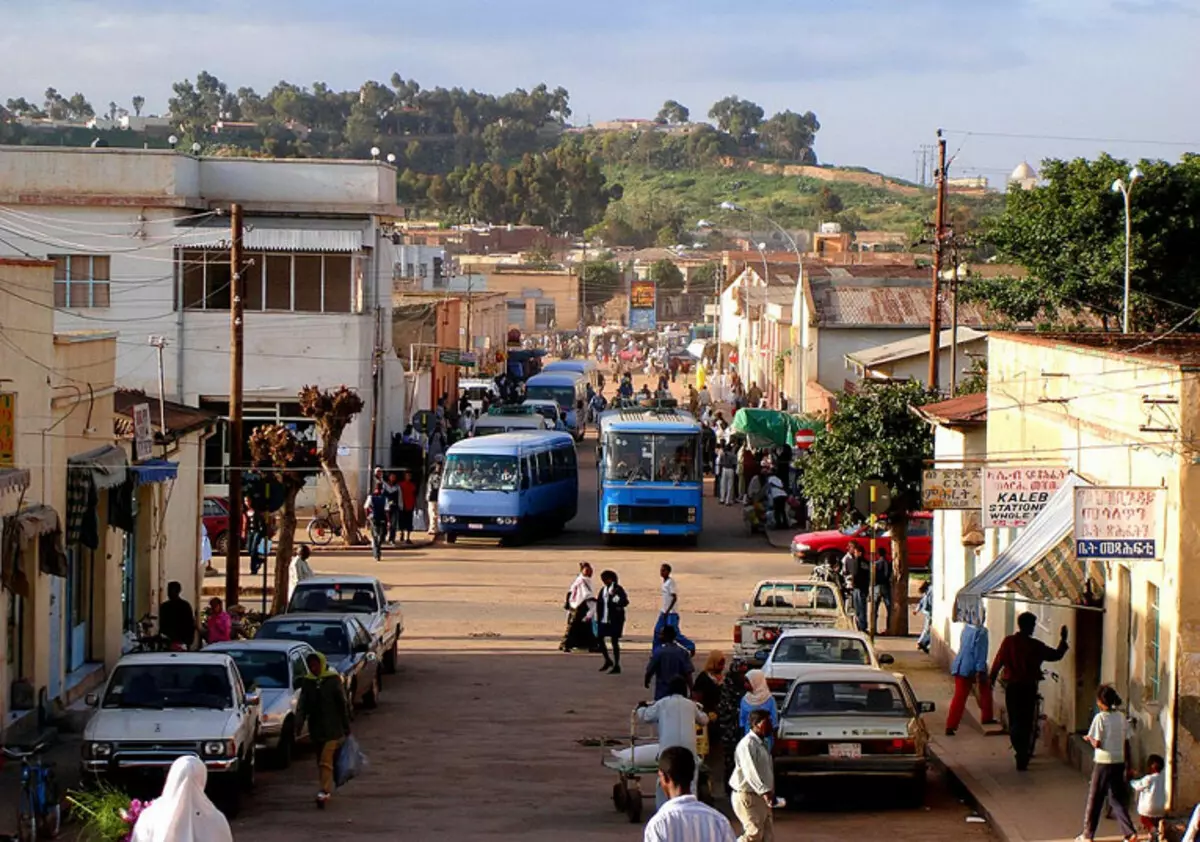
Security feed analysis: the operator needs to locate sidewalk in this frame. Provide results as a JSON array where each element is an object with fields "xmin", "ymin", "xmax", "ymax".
[{"xmin": 877, "ymin": 639, "xmax": 1133, "ymax": 842}]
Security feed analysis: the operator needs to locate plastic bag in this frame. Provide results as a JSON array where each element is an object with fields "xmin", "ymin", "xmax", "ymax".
[{"xmin": 334, "ymin": 735, "xmax": 367, "ymax": 788}]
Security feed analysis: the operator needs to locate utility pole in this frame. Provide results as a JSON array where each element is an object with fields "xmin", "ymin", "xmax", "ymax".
[
  {"xmin": 225, "ymin": 203, "xmax": 245, "ymax": 608},
  {"xmin": 949, "ymin": 245, "xmax": 961, "ymax": 397},
  {"xmin": 148, "ymin": 335, "xmax": 168, "ymax": 455},
  {"xmin": 368, "ymin": 306, "xmax": 381, "ymax": 473},
  {"xmin": 715, "ymin": 263, "xmax": 724, "ymax": 374},
  {"xmin": 928, "ymin": 132, "xmax": 947, "ymax": 392}
]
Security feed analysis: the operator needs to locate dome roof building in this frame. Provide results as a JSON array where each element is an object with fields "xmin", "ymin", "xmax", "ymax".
[{"xmin": 1010, "ymin": 161, "xmax": 1038, "ymax": 190}]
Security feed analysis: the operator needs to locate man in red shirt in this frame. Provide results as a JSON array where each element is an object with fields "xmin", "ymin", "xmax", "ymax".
[{"xmin": 989, "ymin": 612, "xmax": 1069, "ymax": 770}]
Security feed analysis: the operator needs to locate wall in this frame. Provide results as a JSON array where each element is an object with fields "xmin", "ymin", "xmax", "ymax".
[
  {"xmin": 0, "ymin": 147, "xmax": 199, "ymax": 201},
  {"xmin": 198, "ymin": 158, "xmax": 396, "ymax": 207},
  {"xmin": 812, "ymin": 326, "xmax": 929, "ymax": 393},
  {"xmin": 482, "ymin": 268, "xmax": 578, "ymax": 333},
  {"xmin": 863, "ymin": 336, "xmax": 988, "ymax": 386}
]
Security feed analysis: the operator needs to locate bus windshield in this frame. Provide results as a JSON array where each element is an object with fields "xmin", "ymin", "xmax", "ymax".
[
  {"xmin": 603, "ymin": 431, "xmax": 700, "ymax": 483},
  {"xmin": 526, "ymin": 385, "xmax": 575, "ymax": 408},
  {"xmin": 444, "ymin": 454, "xmax": 520, "ymax": 492}
]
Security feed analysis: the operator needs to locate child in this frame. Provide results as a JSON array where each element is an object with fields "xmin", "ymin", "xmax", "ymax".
[
  {"xmin": 913, "ymin": 580, "xmax": 933, "ymax": 654},
  {"xmin": 1130, "ymin": 754, "xmax": 1166, "ymax": 842},
  {"xmin": 1078, "ymin": 684, "xmax": 1137, "ymax": 842}
]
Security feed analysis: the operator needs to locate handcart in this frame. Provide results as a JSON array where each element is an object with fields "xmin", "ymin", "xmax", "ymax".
[{"xmin": 602, "ymin": 709, "xmax": 712, "ymax": 823}]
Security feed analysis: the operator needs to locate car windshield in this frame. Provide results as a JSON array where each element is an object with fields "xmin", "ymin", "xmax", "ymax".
[
  {"xmin": 225, "ymin": 650, "xmax": 291, "ymax": 689},
  {"xmin": 527, "ymin": 405, "xmax": 558, "ymax": 423},
  {"xmin": 258, "ymin": 621, "xmax": 350, "ymax": 656},
  {"xmin": 785, "ymin": 681, "xmax": 910, "ymax": 717},
  {"xmin": 526, "ymin": 385, "xmax": 575, "ymax": 408},
  {"xmin": 444, "ymin": 453, "xmax": 520, "ymax": 491},
  {"xmin": 103, "ymin": 664, "xmax": 232, "ymax": 710},
  {"xmin": 603, "ymin": 431, "xmax": 700, "ymax": 483},
  {"xmin": 773, "ymin": 637, "xmax": 871, "ymax": 665},
  {"xmin": 289, "ymin": 583, "xmax": 378, "ymax": 614}
]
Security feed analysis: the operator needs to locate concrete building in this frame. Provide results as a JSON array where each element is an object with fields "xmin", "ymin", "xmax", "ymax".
[
  {"xmin": 845, "ymin": 327, "xmax": 988, "ymax": 386},
  {"xmin": 467, "ymin": 265, "xmax": 580, "ymax": 334},
  {"xmin": 927, "ymin": 333, "xmax": 1200, "ymax": 809},
  {"xmin": 719, "ymin": 266, "xmax": 797, "ymax": 394},
  {"xmin": 0, "ymin": 145, "xmax": 408, "ymax": 505}
]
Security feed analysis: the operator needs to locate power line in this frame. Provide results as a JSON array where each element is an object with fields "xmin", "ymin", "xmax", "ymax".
[{"xmin": 941, "ymin": 129, "xmax": 1200, "ymax": 148}]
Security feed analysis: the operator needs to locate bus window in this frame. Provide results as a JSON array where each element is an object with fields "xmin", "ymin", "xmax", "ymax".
[
  {"xmin": 536, "ymin": 451, "xmax": 552, "ymax": 484},
  {"xmin": 551, "ymin": 446, "xmax": 573, "ymax": 480}
]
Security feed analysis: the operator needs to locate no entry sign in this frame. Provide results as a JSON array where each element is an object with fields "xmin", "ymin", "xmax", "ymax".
[{"xmin": 794, "ymin": 428, "xmax": 816, "ymax": 450}]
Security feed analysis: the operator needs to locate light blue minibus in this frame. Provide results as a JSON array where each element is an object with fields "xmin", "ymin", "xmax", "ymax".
[
  {"xmin": 524, "ymin": 371, "xmax": 588, "ymax": 441},
  {"xmin": 438, "ymin": 432, "xmax": 578, "ymax": 544},
  {"xmin": 542, "ymin": 359, "xmax": 600, "ymax": 390}
]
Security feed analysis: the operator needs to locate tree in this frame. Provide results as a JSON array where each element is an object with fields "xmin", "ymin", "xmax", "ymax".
[
  {"xmin": 758, "ymin": 110, "xmax": 820, "ymax": 162},
  {"xmin": 578, "ymin": 260, "xmax": 622, "ymax": 307},
  {"xmin": 131, "ymin": 95, "xmax": 145, "ymax": 117},
  {"xmin": 656, "ymin": 100, "xmax": 690, "ymax": 125},
  {"xmin": 969, "ymin": 154, "xmax": 1200, "ymax": 330},
  {"xmin": 649, "ymin": 258, "xmax": 685, "ymax": 294},
  {"xmin": 298, "ymin": 385, "xmax": 366, "ymax": 546},
  {"xmin": 707, "ymin": 95, "xmax": 764, "ymax": 145},
  {"xmin": 107, "ymin": 101, "xmax": 118, "ymax": 121},
  {"xmin": 800, "ymin": 380, "xmax": 936, "ymax": 636},
  {"xmin": 66, "ymin": 92, "xmax": 94, "ymax": 120},
  {"xmin": 817, "ymin": 187, "xmax": 844, "ymax": 215},
  {"xmin": 247, "ymin": 425, "xmax": 319, "ymax": 613},
  {"xmin": 43, "ymin": 88, "xmax": 67, "ymax": 120}
]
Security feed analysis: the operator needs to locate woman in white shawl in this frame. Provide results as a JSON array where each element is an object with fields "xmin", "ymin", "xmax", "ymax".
[
  {"xmin": 558, "ymin": 562, "xmax": 598, "ymax": 652},
  {"xmin": 131, "ymin": 756, "xmax": 232, "ymax": 842}
]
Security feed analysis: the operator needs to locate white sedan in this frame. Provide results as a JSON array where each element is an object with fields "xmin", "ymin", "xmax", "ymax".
[{"xmin": 761, "ymin": 628, "xmax": 894, "ymax": 703}]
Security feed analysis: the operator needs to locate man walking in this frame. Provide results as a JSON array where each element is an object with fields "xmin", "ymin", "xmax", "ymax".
[
  {"xmin": 718, "ymin": 445, "xmax": 737, "ymax": 506},
  {"xmin": 644, "ymin": 746, "xmax": 736, "ymax": 842},
  {"xmin": 656, "ymin": 563, "xmax": 679, "ymax": 639},
  {"xmin": 870, "ymin": 551, "xmax": 893, "ymax": 634},
  {"xmin": 729, "ymin": 709, "xmax": 774, "ymax": 842},
  {"xmin": 426, "ymin": 458, "xmax": 443, "ymax": 540},
  {"xmin": 645, "ymin": 625, "xmax": 694, "ymax": 701},
  {"xmin": 297, "ymin": 651, "xmax": 351, "ymax": 807},
  {"xmin": 990, "ymin": 612, "xmax": 1069, "ymax": 770},
  {"xmin": 638, "ymin": 677, "xmax": 710, "ymax": 810},
  {"xmin": 364, "ymin": 481, "xmax": 389, "ymax": 561},
  {"xmin": 945, "ymin": 616, "xmax": 994, "ymax": 735},
  {"xmin": 844, "ymin": 544, "xmax": 869, "ymax": 632},
  {"xmin": 158, "ymin": 581, "xmax": 195, "ymax": 650}
]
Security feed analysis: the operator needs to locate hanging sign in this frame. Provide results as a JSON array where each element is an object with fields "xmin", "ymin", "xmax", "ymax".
[
  {"xmin": 922, "ymin": 467, "xmax": 981, "ymax": 510},
  {"xmin": 133, "ymin": 403, "xmax": 153, "ymax": 462},
  {"xmin": 982, "ymin": 466, "xmax": 1069, "ymax": 529},
  {"xmin": 0, "ymin": 393, "xmax": 14, "ymax": 468},
  {"xmin": 1074, "ymin": 486, "xmax": 1165, "ymax": 560}
]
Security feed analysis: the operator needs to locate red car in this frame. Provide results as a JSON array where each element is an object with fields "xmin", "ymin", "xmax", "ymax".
[
  {"xmin": 202, "ymin": 496, "xmax": 230, "ymax": 554},
  {"xmin": 789, "ymin": 512, "xmax": 934, "ymax": 570}
]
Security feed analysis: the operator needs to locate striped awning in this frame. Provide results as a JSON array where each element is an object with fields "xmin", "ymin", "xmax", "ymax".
[
  {"xmin": 954, "ymin": 473, "xmax": 1102, "ymax": 623},
  {"xmin": 179, "ymin": 227, "xmax": 364, "ymax": 253}
]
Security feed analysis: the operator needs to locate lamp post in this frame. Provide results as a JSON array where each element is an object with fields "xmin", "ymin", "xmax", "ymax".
[{"xmin": 1111, "ymin": 167, "xmax": 1142, "ymax": 334}]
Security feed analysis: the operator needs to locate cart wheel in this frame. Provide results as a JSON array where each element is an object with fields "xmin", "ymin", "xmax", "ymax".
[
  {"xmin": 625, "ymin": 783, "xmax": 642, "ymax": 823},
  {"xmin": 613, "ymin": 781, "xmax": 627, "ymax": 811}
]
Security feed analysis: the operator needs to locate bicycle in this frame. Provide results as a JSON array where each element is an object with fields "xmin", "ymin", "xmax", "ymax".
[
  {"xmin": 307, "ymin": 503, "xmax": 344, "ymax": 546},
  {"xmin": 3, "ymin": 742, "xmax": 60, "ymax": 841},
  {"xmin": 129, "ymin": 613, "xmax": 172, "ymax": 653}
]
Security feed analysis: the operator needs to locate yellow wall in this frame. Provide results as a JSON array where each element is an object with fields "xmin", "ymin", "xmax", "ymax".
[{"xmin": 480, "ymin": 268, "xmax": 580, "ymax": 332}]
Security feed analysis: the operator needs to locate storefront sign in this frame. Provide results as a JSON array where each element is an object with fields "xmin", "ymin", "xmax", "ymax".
[
  {"xmin": 1074, "ymin": 486, "xmax": 1165, "ymax": 560},
  {"xmin": 133, "ymin": 403, "xmax": 153, "ymax": 461},
  {"xmin": 0, "ymin": 393, "xmax": 13, "ymax": 468},
  {"xmin": 437, "ymin": 349, "xmax": 477, "ymax": 367},
  {"xmin": 981, "ymin": 466, "xmax": 1070, "ymax": 529},
  {"xmin": 921, "ymin": 467, "xmax": 981, "ymax": 510},
  {"xmin": 630, "ymin": 280, "xmax": 657, "ymax": 331}
]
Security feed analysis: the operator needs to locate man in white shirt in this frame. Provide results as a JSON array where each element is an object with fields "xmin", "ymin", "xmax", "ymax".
[
  {"xmin": 638, "ymin": 676, "xmax": 709, "ymax": 810},
  {"xmin": 644, "ymin": 746, "xmax": 736, "ymax": 842},
  {"xmin": 287, "ymin": 545, "xmax": 315, "ymax": 603},
  {"xmin": 729, "ymin": 710, "xmax": 775, "ymax": 842}
]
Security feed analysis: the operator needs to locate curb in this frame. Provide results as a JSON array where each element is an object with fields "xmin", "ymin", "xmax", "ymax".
[{"xmin": 926, "ymin": 743, "xmax": 1015, "ymax": 842}]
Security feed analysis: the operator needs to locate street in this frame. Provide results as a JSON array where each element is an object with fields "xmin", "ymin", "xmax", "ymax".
[{"xmin": 227, "ymin": 441, "xmax": 994, "ymax": 842}]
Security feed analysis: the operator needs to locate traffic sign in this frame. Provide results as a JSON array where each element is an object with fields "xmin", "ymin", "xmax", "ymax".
[
  {"xmin": 854, "ymin": 479, "xmax": 891, "ymax": 516},
  {"xmin": 794, "ymin": 428, "xmax": 816, "ymax": 450}
]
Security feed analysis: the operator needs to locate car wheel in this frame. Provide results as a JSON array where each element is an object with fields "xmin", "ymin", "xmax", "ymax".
[
  {"xmin": 905, "ymin": 771, "xmax": 927, "ymax": 807},
  {"xmin": 363, "ymin": 672, "xmax": 380, "ymax": 709},
  {"xmin": 212, "ymin": 531, "xmax": 228, "ymax": 555},
  {"xmin": 384, "ymin": 638, "xmax": 398, "ymax": 674},
  {"xmin": 274, "ymin": 719, "xmax": 295, "ymax": 770},
  {"xmin": 219, "ymin": 776, "xmax": 244, "ymax": 818},
  {"xmin": 445, "ymin": 533, "xmax": 457, "ymax": 544},
  {"xmin": 240, "ymin": 744, "xmax": 257, "ymax": 790}
]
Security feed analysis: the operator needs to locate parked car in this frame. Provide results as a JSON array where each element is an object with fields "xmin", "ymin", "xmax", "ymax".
[
  {"xmin": 774, "ymin": 666, "xmax": 934, "ymax": 804},
  {"xmin": 789, "ymin": 512, "xmax": 934, "ymax": 570},
  {"xmin": 285, "ymin": 576, "xmax": 404, "ymax": 673},
  {"xmin": 732, "ymin": 580, "xmax": 854, "ymax": 665},
  {"xmin": 759, "ymin": 627, "xmax": 893, "ymax": 703},
  {"xmin": 81, "ymin": 652, "xmax": 260, "ymax": 813},
  {"xmin": 255, "ymin": 613, "xmax": 383, "ymax": 710},
  {"xmin": 205, "ymin": 639, "xmax": 315, "ymax": 769},
  {"xmin": 202, "ymin": 496, "xmax": 230, "ymax": 555}
]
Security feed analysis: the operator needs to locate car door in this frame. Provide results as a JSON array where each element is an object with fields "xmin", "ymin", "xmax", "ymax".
[
  {"xmin": 289, "ymin": 646, "xmax": 313, "ymax": 739},
  {"xmin": 229, "ymin": 663, "xmax": 255, "ymax": 754},
  {"xmin": 906, "ymin": 517, "xmax": 933, "ymax": 567},
  {"xmin": 351, "ymin": 619, "xmax": 378, "ymax": 691}
]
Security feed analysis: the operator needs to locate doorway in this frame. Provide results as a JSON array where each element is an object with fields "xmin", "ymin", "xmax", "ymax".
[{"xmin": 64, "ymin": 547, "xmax": 90, "ymax": 672}]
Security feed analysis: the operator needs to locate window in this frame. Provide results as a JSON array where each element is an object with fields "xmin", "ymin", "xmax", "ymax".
[
  {"xmin": 535, "ymin": 451, "xmax": 552, "ymax": 485},
  {"xmin": 180, "ymin": 250, "xmax": 355, "ymax": 313},
  {"xmin": 1147, "ymin": 583, "xmax": 1161, "ymax": 700},
  {"xmin": 418, "ymin": 263, "xmax": 428, "ymax": 278},
  {"xmin": 52, "ymin": 254, "xmax": 110, "ymax": 308},
  {"xmin": 405, "ymin": 262, "xmax": 414, "ymax": 278},
  {"xmin": 506, "ymin": 299, "xmax": 526, "ymax": 326},
  {"xmin": 535, "ymin": 302, "xmax": 556, "ymax": 330},
  {"xmin": 201, "ymin": 400, "xmax": 316, "ymax": 485}
]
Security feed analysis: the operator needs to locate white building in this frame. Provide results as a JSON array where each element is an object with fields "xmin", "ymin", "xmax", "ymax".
[{"xmin": 0, "ymin": 146, "xmax": 409, "ymax": 505}]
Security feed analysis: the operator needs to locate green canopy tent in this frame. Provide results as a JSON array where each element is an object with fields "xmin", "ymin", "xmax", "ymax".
[{"xmin": 730, "ymin": 409, "xmax": 826, "ymax": 449}]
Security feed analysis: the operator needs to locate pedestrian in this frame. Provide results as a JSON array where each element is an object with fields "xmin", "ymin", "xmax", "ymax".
[
  {"xmin": 870, "ymin": 551, "xmax": 893, "ymax": 634},
  {"xmin": 246, "ymin": 505, "xmax": 267, "ymax": 576},
  {"xmin": 945, "ymin": 615, "xmax": 994, "ymax": 736},
  {"xmin": 847, "ymin": 545, "xmax": 870, "ymax": 632},
  {"xmin": 638, "ymin": 676, "xmax": 710, "ymax": 810},
  {"xmin": 914, "ymin": 581, "xmax": 933, "ymax": 653},
  {"xmin": 1078, "ymin": 685, "xmax": 1136, "ymax": 842},
  {"xmin": 129, "ymin": 755, "xmax": 232, "ymax": 842},
  {"xmin": 364, "ymin": 481, "xmax": 389, "ymax": 561},
  {"xmin": 560, "ymin": 562, "xmax": 597, "ymax": 652},
  {"xmin": 693, "ymin": 651, "xmax": 726, "ymax": 716},
  {"xmin": 157, "ymin": 581, "xmax": 195, "ymax": 650},
  {"xmin": 297, "ymin": 651, "xmax": 351, "ymax": 808},
  {"xmin": 729, "ymin": 709, "xmax": 775, "ymax": 842},
  {"xmin": 989, "ymin": 612, "xmax": 1069, "ymax": 770},
  {"xmin": 738, "ymin": 670, "xmax": 778, "ymax": 747},
  {"xmin": 203, "ymin": 597, "xmax": 231, "ymax": 644},
  {"xmin": 688, "ymin": 385, "xmax": 700, "ymax": 416},
  {"xmin": 645, "ymin": 625, "xmax": 694, "ymax": 701},
  {"xmin": 718, "ymin": 445, "xmax": 737, "ymax": 506},
  {"xmin": 655, "ymin": 563, "xmax": 682, "ymax": 645},
  {"xmin": 1130, "ymin": 754, "xmax": 1166, "ymax": 842},
  {"xmin": 288, "ymin": 545, "xmax": 315, "ymax": 604},
  {"xmin": 765, "ymin": 472, "xmax": 787, "ymax": 529},
  {"xmin": 381, "ymin": 469, "xmax": 399, "ymax": 544},
  {"xmin": 397, "ymin": 470, "xmax": 418, "ymax": 545},
  {"xmin": 426, "ymin": 459, "xmax": 443, "ymax": 539},
  {"xmin": 597, "ymin": 569, "xmax": 629, "ymax": 674}
]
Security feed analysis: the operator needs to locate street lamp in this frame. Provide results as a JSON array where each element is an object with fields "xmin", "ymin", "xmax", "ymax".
[{"xmin": 1111, "ymin": 166, "xmax": 1142, "ymax": 334}]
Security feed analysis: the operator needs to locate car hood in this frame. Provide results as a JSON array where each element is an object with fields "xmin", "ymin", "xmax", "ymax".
[
  {"xmin": 85, "ymin": 708, "xmax": 242, "ymax": 741},
  {"xmin": 790, "ymin": 529, "xmax": 852, "ymax": 547},
  {"xmin": 765, "ymin": 662, "xmax": 875, "ymax": 680},
  {"xmin": 777, "ymin": 714, "xmax": 914, "ymax": 740}
]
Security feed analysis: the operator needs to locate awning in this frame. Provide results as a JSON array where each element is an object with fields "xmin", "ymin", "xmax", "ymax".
[
  {"xmin": 131, "ymin": 459, "xmax": 179, "ymax": 485},
  {"xmin": 9, "ymin": 504, "xmax": 60, "ymax": 542},
  {"xmin": 954, "ymin": 473, "xmax": 1102, "ymax": 623},
  {"xmin": 0, "ymin": 468, "xmax": 30, "ymax": 496},
  {"xmin": 68, "ymin": 445, "xmax": 128, "ymax": 490},
  {"xmin": 180, "ymin": 227, "xmax": 364, "ymax": 252}
]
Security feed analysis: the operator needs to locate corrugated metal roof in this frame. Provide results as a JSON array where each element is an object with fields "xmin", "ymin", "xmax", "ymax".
[
  {"xmin": 847, "ymin": 327, "xmax": 987, "ymax": 368},
  {"xmin": 914, "ymin": 392, "xmax": 988, "ymax": 426},
  {"xmin": 180, "ymin": 227, "xmax": 364, "ymax": 252},
  {"xmin": 812, "ymin": 285, "xmax": 991, "ymax": 327}
]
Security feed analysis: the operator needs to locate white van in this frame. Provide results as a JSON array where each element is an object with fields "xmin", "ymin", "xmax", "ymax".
[
  {"xmin": 459, "ymin": 378, "xmax": 500, "ymax": 412},
  {"xmin": 473, "ymin": 414, "xmax": 550, "ymax": 437}
]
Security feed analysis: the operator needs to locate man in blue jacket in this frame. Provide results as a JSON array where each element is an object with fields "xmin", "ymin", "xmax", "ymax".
[{"xmin": 945, "ymin": 616, "xmax": 994, "ymax": 736}]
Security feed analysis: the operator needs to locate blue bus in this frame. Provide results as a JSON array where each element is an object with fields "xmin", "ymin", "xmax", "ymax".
[
  {"xmin": 597, "ymin": 409, "xmax": 703, "ymax": 544},
  {"xmin": 524, "ymin": 371, "xmax": 588, "ymax": 441},
  {"xmin": 438, "ymin": 432, "xmax": 578, "ymax": 544},
  {"xmin": 542, "ymin": 359, "xmax": 600, "ymax": 390}
]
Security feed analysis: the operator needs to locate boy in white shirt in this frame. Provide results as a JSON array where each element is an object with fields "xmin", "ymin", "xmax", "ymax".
[{"xmin": 1130, "ymin": 754, "xmax": 1166, "ymax": 842}]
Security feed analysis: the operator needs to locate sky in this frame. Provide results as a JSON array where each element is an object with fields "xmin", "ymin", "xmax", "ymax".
[{"xmin": 2, "ymin": 0, "xmax": 1198, "ymax": 182}]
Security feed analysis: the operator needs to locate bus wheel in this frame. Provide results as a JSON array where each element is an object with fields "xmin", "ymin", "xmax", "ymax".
[
  {"xmin": 684, "ymin": 534, "xmax": 699, "ymax": 548},
  {"xmin": 445, "ymin": 533, "xmax": 457, "ymax": 544}
]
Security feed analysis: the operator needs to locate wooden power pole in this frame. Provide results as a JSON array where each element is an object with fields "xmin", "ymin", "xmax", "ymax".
[
  {"xmin": 928, "ymin": 132, "xmax": 948, "ymax": 392},
  {"xmin": 225, "ymin": 203, "xmax": 245, "ymax": 607}
]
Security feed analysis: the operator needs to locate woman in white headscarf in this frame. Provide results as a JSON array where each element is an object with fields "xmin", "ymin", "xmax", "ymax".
[{"xmin": 131, "ymin": 755, "xmax": 232, "ymax": 842}]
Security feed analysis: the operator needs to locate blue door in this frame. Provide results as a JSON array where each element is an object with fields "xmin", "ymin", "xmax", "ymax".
[{"xmin": 65, "ymin": 548, "xmax": 87, "ymax": 672}]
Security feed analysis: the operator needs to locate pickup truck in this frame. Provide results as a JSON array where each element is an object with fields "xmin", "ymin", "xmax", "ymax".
[
  {"xmin": 732, "ymin": 579, "xmax": 854, "ymax": 665},
  {"xmin": 286, "ymin": 575, "xmax": 404, "ymax": 673},
  {"xmin": 81, "ymin": 652, "xmax": 260, "ymax": 813}
]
